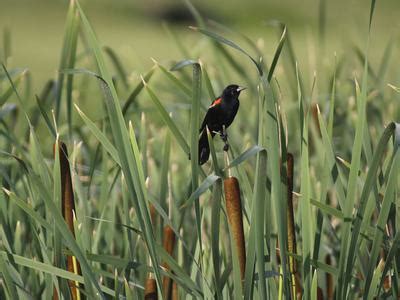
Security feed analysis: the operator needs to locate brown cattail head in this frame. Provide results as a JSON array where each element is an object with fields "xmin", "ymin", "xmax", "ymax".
[
  {"xmin": 380, "ymin": 249, "xmax": 391, "ymax": 291},
  {"xmin": 224, "ymin": 176, "xmax": 246, "ymax": 281},
  {"xmin": 172, "ymin": 281, "xmax": 179, "ymax": 300},
  {"xmin": 285, "ymin": 153, "xmax": 302, "ymax": 298},
  {"xmin": 53, "ymin": 141, "xmax": 82, "ymax": 300},
  {"xmin": 144, "ymin": 278, "xmax": 158, "ymax": 300},
  {"xmin": 162, "ymin": 226, "xmax": 176, "ymax": 299},
  {"xmin": 54, "ymin": 141, "xmax": 76, "ymax": 233},
  {"xmin": 325, "ymin": 254, "xmax": 333, "ymax": 300},
  {"xmin": 317, "ymin": 286, "xmax": 323, "ymax": 300},
  {"xmin": 295, "ymin": 273, "xmax": 302, "ymax": 299},
  {"xmin": 149, "ymin": 203, "xmax": 157, "ymax": 226},
  {"xmin": 286, "ymin": 153, "xmax": 296, "ymax": 271}
]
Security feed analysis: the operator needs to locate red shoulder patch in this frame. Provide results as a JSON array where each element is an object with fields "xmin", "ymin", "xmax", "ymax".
[{"xmin": 210, "ymin": 98, "xmax": 222, "ymax": 108}]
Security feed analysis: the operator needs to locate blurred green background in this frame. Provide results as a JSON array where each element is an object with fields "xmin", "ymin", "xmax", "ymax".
[{"xmin": 1, "ymin": 0, "xmax": 400, "ymax": 94}]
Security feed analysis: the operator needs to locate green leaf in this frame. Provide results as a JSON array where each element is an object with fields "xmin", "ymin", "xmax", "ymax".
[
  {"xmin": 377, "ymin": 232, "xmax": 400, "ymax": 296},
  {"xmin": 104, "ymin": 46, "xmax": 128, "ymax": 89},
  {"xmin": 364, "ymin": 151, "xmax": 399, "ymax": 299},
  {"xmin": 180, "ymin": 174, "xmax": 220, "ymax": 208},
  {"xmin": 344, "ymin": 123, "xmax": 398, "ymax": 292},
  {"xmin": 0, "ymin": 251, "xmax": 116, "ymax": 297},
  {"xmin": 3, "ymin": 188, "xmax": 53, "ymax": 232},
  {"xmin": 310, "ymin": 198, "xmax": 344, "ymax": 220},
  {"xmin": 144, "ymin": 81, "xmax": 190, "ymax": 155},
  {"xmin": 267, "ymin": 26, "xmax": 286, "ymax": 82},
  {"xmin": 122, "ymin": 67, "xmax": 155, "ymax": 115},
  {"xmin": 224, "ymin": 145, "xmax": 264, "ymax": 170},
  {"xmin": 75, "ymin": 3, "xmax": 164, "ymax": 294},
  {"xmin": 35, "ymin": 95, "xmax": 57, "ymax": 138},
  {"xmin": 74, "ymin": 103, "xmax": 120, "ymax": 166},
  {"xmin": 193, "ymin": 27, "xmax": 263, "ymax": 76}
]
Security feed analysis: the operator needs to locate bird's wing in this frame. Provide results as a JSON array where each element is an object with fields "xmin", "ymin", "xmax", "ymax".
[{"xmin": 199, "ymin": 97, "xmax": 221, "ymax": 132}]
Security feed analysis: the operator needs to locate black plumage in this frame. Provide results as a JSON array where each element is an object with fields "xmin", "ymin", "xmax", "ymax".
[{"xmin": 198, "ymin": 84, "xmax": 245, "ymax": 165}]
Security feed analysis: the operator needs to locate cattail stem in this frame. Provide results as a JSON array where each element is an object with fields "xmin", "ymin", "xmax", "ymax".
[
  {"xmin": 224, "ymin": 176, "xmax": 246, "ymax": 280},
  {"xmin": 54, "ymin": 141, "xmax": 82, "ymax": 300}
]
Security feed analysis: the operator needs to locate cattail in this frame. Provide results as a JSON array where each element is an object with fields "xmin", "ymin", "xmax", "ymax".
[
  {"xmin": 160, "ymin": 171, "xmax": 177, "ymax": 299},
  {"xmin": 224, "ymin": 176, "xmax": 246, "ymax": 280},
  {"xmin": 380, "ymin": 249, "xmax": 391, "ymax": 291},
  {"xmin": 162, "ymin": 226, "xmax": 176, "ymax": 299},
  {"xmin": 325, "ymin": 254, "xmax": 333, "ymax": 300},
  {"xmin": 172, "ymin": 281, "xmax": 179, "ymax": 300},
  {"xmin": 317, "ymin": 286, "xmax": 324, "ymax": 300},
  {"xmin": 286, "ymin": 153, "xmax": 301, "ymax": 298},
  {"xmin": 144, "ymin": 277, "xmax": 158, "ymax": 300},
  {"xmin": 144, "ymin": 175, "xmax": 159, "ymax": 300},
  {"xmin": 53, "ymin": 141, "xmax": 82, "ymax": 300}
]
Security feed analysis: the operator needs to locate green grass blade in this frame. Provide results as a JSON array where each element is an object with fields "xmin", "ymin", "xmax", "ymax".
[
  {"xmin": 75, "ymin": 2, "xmax": 165, "ymax": 295},
  {"xmin": 4, "ymin": 188, "xmax": 53, "ymax": 232},
  {"xmin": 143, "ymin": 81, "xmax": 190, "ymax": 155},
  {"xmin": 156, "ymin": 245, "xmax": 203, "ymax": 297},
  {"xmin": 344, "ymin": 123, "xmax": 397, "ymax": 290},
  {"xmin": 193, "ymin": 27, "xmax": 263, "ymax": 76},
  {"xmin": 377, "ymin": 232, "xmax": 400, "ymax": 296},
  {"xmin": 310, "ymin": 198, "xmax": 344, "ymax": 220},
  {"xmin": 180, "ymin": 174, "xmax": 220, "ymax": 208},
  {"xmin": 363, "ymin": 151, "xmax": 399, "ymax": 298},
  {"xmin": 0, "ymin": 70, "xmax": 25, "ymax": 106},
  {"xmin": 253, "ymin": 150, "xmax": 268, "ymax": 299},
  {"xmin": 74, "ymin": 103, "xmax": 120, "ymax": 165},
  {"xmin": 202, "ymin": 65, "xmax": 216, "ymax": 100},
  {"xmin": 300, "ymin": 110, "xmax": 313, "ymax": 298},
  {"xmin": 35, "ymin": 95, "xmax": 57, "ymax": 138},
  {"xmin": 0, "ymin": 253, "xmax": 19, "ymax": 299},
  {"xmin": 327, "ymin": 55, "xmax": 337, "ymax": 139},
  {"xmin": 224, "ymin": 145, "xmax": 264, "ymax": 170},
  {"xmin": 27, "ymin": 173, "xmax": 104, "ymax": 298},
  {"xmin": 267, "ymin": 26, "xmax": 286, "ymax": 82},
  {"xmin": 65, "ymin": 7, "xmax": 79, "ymax": 139},
  {"xmin": 207, "ymin": 128, "xmax": 222, "ymax": 176},
  {"xmin": 104, "ymin": 46, "xmax": 129, "ymax": 89},
  {"xmin": 159, "ymin": 130, "xmax": 171, "ymax": 212},
  {"xmin": 156, "ymin": 60, "xmax": 191, "ymax": 97},
  {"xmin": 55, "ymin": 0, "xmax": 78, "ymax": 122},
  {"xmin": 122, "ymin": 67, "xmax": 155, "ymax": 115},
  {"xmin": 0, "ymin": 251, "xmax": 116, "ymax": 297}
]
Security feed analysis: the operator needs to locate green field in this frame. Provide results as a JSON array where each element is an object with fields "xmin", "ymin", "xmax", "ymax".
[{"xmin": 0, "ymin": 0, "xmax": 399, "ymax": 299}]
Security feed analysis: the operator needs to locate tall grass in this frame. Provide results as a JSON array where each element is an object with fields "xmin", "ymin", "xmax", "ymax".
[{"xmin": 0, "ymin": 0, "xmax": 399, "ymax": 299}]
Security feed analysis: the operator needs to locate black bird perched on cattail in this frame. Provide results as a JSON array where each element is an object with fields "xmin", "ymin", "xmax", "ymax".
[{"xmin": 198, "ymin": 84, "xmax": 246, "ymax": 165}]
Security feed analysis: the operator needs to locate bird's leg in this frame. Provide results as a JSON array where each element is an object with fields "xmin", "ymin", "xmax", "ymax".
[
  {"xmin": 212, "ymin": 127, "xmax": 230, "ymax": 151},
  {"xmin": 221, "ymin": 125, "xmax": 229, "ymax": 152}
]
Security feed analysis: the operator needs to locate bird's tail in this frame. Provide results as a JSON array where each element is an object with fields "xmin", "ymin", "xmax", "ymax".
[{"xmin": 199, "ymin": 129, "xmax": 212, "ymax": 165}]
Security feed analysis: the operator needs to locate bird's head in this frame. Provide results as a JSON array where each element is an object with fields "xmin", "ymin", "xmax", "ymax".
[{"xmin": 223, "ymin": 84, "xmax": 246, "ymax": 100}]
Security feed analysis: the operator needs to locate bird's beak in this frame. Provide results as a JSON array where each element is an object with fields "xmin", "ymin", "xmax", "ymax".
[{"xmin": 237, "ymin": 86, "xmax": 246, "ymax": 93}]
